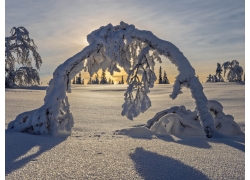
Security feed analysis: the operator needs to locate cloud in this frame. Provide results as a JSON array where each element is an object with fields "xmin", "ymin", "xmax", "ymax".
[{"xmin": 5, "ymin": 0, "xmax": 245, "ymax": 82}]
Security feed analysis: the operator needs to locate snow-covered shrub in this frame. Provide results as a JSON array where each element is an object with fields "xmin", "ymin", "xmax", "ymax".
[
  {"xmin": 8, "ymin": 22, "xmax": 215, "ymax": 138},
  {"xmin": 208, "ymin": 100, "xmax": 243, "ymax": 135},
  {"xmin": 146, "ymin": 100, "xmax": 243, "ymax": 136}
]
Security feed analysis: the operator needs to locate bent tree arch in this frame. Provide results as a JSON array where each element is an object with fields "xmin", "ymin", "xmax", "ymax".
[{"xmin": 8, "ymin": 22, "xmax": 215, "ymax": 138}]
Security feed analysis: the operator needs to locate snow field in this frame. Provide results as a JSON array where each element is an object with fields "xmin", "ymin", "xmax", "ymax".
[{"xmin": 5, "ymin": 83, "xmax": 245, "ymax": 179}]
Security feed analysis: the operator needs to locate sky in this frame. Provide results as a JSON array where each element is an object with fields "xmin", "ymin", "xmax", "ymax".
[{"xmin": 5, "ymin": 0, "xmax": 245, "ymax": 84}]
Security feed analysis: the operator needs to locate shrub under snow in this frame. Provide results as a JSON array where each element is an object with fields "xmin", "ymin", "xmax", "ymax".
[{"xmin": 146, "ymin": 100, "xmax": 243, "ymax": 136}]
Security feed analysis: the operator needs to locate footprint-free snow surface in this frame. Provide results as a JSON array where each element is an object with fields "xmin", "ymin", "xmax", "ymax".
[{"xmin": 5, "ymin": 83, "xmax": 245, "ymax": 179}]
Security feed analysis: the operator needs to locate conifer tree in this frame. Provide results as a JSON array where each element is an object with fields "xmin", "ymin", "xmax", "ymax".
[
  {"xmin": 121, "ymin": 76, "xmax": 124, "ymax": 84},
  {"xmin": 163, "ymin": 70, "xmax": 170, "ymax": 84},
  {"xmin": 100, "ymin": 69, "xmax": 108, "ymax": 84},
  {"xmin": 87, "ymin": 77, "xmax": 92, "ymax": 84},
  {"xmin": 158, "ymin": 66, "xmax": 163, "ymax": 84}
]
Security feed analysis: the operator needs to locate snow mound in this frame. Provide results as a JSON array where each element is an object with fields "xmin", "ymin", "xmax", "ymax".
[{"xmin": 146, "ymin": 100, "xmax": 244, "ymax": 136}]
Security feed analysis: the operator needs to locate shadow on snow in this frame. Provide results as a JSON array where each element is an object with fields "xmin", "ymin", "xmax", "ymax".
[
  {"xmin": 116, "ymin": 127, "xmax": 245, "ymax": 152},
  {"xmin": 5, "ymin": 129, "xmax": 67, "ymax": 175},
  {"xmin": 130, "ymin": 147, "xmax": 210, "ymax": 180}
]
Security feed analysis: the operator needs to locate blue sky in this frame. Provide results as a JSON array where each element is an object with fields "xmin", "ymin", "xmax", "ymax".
[{"xmin": 5, "ymin": 0, "xmax": 245, "ymax": 84}]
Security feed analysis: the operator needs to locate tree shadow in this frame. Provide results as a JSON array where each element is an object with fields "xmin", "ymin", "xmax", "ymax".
[
  {"xmin": 130, "ymin": 147, "xmax": 210, "ymax": 180},
  {"xmin": 5, "ymin": 129, "xmax": 67, "ymax": 175},
  {"xmin": 116, "ymin": 127, "xmax": 245, "ymax": 152}
]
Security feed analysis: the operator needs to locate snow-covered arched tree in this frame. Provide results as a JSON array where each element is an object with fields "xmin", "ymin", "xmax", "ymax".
[
  {"xmin": 8, "ymin": 22, "xmax": 216, "ymax": 138},
  {"xmin": 5, "ymin": 27, "xmax": 42, "ymax": 88}
]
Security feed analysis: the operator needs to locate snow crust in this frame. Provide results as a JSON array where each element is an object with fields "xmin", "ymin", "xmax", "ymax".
[{"xmin": 5, "ymin": 83, "xmax": 245, "ymax": 179}]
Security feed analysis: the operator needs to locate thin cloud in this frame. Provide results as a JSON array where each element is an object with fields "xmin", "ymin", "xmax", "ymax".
[{"xmin": 5, "ymin": 0, "xmax": 245, "ymax": 83}]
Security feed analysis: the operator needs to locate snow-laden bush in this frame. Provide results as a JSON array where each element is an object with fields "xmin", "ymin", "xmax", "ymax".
[
  {"xmin": 8, "ymin": 22, "xmax": 215, "ymax": 138},
  {"xmin": 146, "ymin": 100, "xmax": 243, "ymax": 136}
]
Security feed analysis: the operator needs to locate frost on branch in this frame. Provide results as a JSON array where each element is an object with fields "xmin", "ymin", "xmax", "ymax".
[
  {"xmin": 122, "ymin": 46, "xmax": 157, "ymax": 120},
  {"xmin": 9, "ymin": 21, "xmax": 217, "ymax": 138}
]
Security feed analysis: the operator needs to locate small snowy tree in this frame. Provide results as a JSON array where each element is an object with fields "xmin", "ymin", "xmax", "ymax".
[
  {"xmin": 158, "ymin": 66, "xmax": 163, "ymax": 84},
  {"xmin": 5, "ymin": 26, "xmax": 42, "ymax": 88},
  {"xmin": 222, "ymin": 60, "xmax": 243, "ymax": 82},
  {"xmin": 163, "ymin": 70, "xmax": 170, "ymax": 84}
]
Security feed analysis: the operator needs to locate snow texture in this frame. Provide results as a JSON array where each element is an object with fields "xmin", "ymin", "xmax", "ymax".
[
  {"xmin": 9, "ymin": 22, "xmax": 220, "ymax": 137},
  {"xmin": 5, "ymin": 83, "xmax": 245, "ymax": 179}
]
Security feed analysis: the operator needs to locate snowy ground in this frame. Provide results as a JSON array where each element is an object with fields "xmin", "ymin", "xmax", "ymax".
[{"xmin": 5, "ymin": 83, "xmax": 245, "ymax": 179}]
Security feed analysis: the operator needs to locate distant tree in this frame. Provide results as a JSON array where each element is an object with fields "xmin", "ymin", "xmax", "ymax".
[
  {"xmin": 206, "ymin": 74, "xmax": 213, "ymax": 82},
  {"xmin": 5, "ymin": 26, "xmax": 42, "ymax": 88},
  {"xmin": 158, "ymin": 66, "xmax": 163, "ymax": 84},
  {"xmin": 100, "ymin": 69, "xmax": 108, "ymax": 84},
  {"xmin": 91, "ymin": 73, "xmax": 100, "ymax": 84},
  {"xmin": 111, "ymin": 80, "xmax": 114, "ymax": 84},
  {"xmin": 121, "ymin": 76, "xmax": 124, "ymax": 84},
  {"xmin": 76, "ymin": 73, "xmax": 82, "ymax": 84},
  {"xmin": 222, "ymin": 60, "xmax": 243, "ymax": 82},
  {"xmin": 163, "ymin": 71, "xmax": 170, "ymax": 84},
  {"xmin": 87, "ymin": 77, "xmax": 92, "ymax": 84},
  {"xmin": 82, "ymin": 78, "xmax": 84, "ymax": 84},
  {"xmin": 72, "ymin": 76, "xmax": 76, "ymax": 84},
  {"xmin": 215, "ymin": 63, "xmax": 224, "ymax": 82}
]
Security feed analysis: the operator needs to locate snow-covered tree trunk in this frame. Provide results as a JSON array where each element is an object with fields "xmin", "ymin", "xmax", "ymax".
[{"xmin": 9, "ymin": 22, "xmax": 215, "ymax": 138}]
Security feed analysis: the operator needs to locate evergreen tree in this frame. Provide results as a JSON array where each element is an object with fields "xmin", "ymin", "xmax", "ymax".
[
  {"xmin": 163, "ymin": 71, "xmax": 170, "ymax": 84},
  {"xmin": 92, "ymin": 73, "xmax": 99, "ymax": 84},
  {"xmin": 76, "ymin": 73, "xmax": 82, "ymax": 84},
  {"xmin": 121, "ymin": 76, "xmax": 124, "ymax": 84},
  {"xmin": 87, "ymin": 77, "xmax": 92, "ymax": 84},
  {"xmin": 158, "ymin": 66, "xmax": 163, "ymax": 84},
  {"xmin": 100, "ymin": 69, "xmax": 108, "ymax": 84}
]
